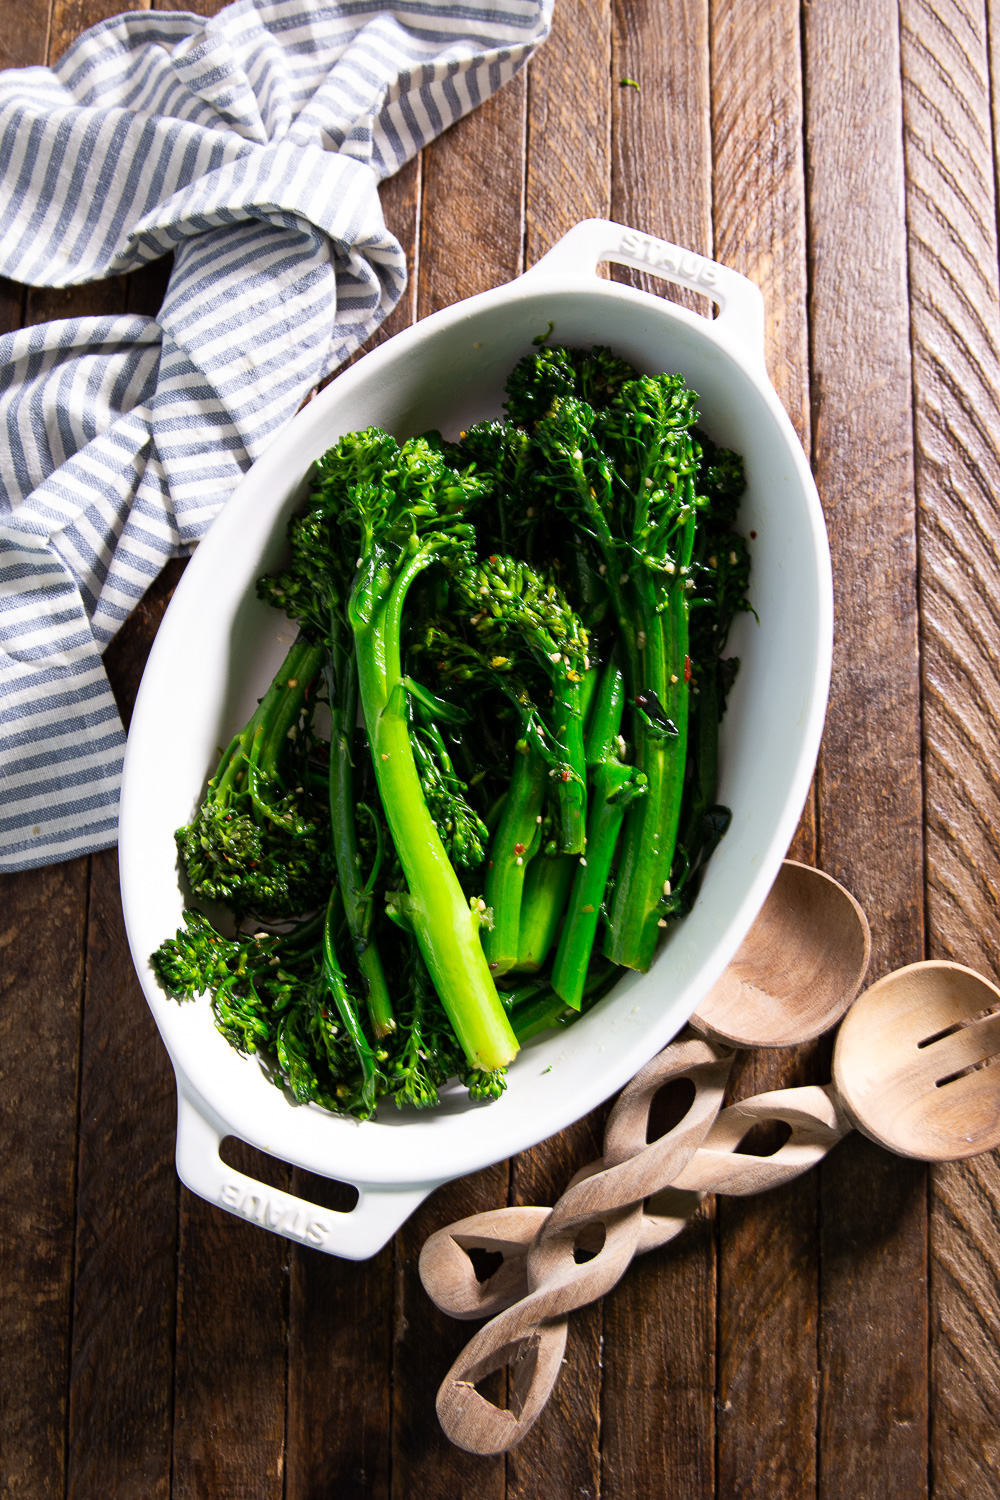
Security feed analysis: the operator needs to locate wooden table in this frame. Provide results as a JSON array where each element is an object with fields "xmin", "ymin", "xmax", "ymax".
[{"xmin": 3, "ymin": 1, "xmax": 1000, "ymax": 1495}]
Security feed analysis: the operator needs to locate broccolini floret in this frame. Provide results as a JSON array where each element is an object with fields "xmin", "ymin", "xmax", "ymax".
[{"xmin": 173, "ymin": 638, "xmax": 331, "ymax": 921}]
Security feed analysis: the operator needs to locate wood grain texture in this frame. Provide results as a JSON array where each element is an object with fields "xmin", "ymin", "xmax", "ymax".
[
  {"xmin": 603, "ymin": 3, "xmax": 715, "ymax": 1494},
  {"xmin": 66, "ymin": 851, "xmax": 178, "ymax": 1500},
  {"xmin": 710, "ymin": 7, "xmax": 820, "ymax": 1493},
  {"xmin": 525, "ymin": 0, "xmax": 611, "ymax": 265},
  {"xmin": 506, "ymin": 1112, "xmax": 606, "ymax": 1499},
  {"xmin": 0, "ymin": 862, "xmax": 88, "ymax": 1500},
  {"xmin": 711, "ymin": 0, "xmax": 817, "ymax": 872},
  {"xmin": 0, "ymin": 0, "xmax": 51, "ymax": 69},
  {"xmin": 611, "ymin": 0, "xmax": 712, "ymax": 304},
  {"xmin": 710, "ymin": 0, "xmax": 811, "ymax": 448},
  {"xmin": 65, "ymin": 552, "xmax": 186, "ymax": 1500},
  {"xmin": 418, "ymin": 75, "xmax": 526, "ymax": 313},
  {"xmin": 171, "ymin": 1164, "xmax": 290, "ymax": 1500},
  {"xmin": 287, "ymin": 1208, "xmax": 393, "ymax": 1500},
  {"xmin": 49, "ymin": 0, "xmax": 146, "ymax": 58},
  {"xmin": 392, "ymin": 1168, "xmax": 509, "ymax": 1500},
  {"xmin": 900, "ymin": 3, "xmax": 1000, "ymax": 1496},
  {"xmin": 930, "ymin": 1155, "xmax": 1000, "ymax": 1499},
  {"xmin": 803, "ymin": 3, "xmax": 928, "ymax": 1497},
  {"xmin": 804, "ymin": 0, "xmax": 924, "ymax": 965},
  {"xmin": 601, "ymin": 1205, "xmax": 717, "ymax": 1500},
  {"xmin": 717, "ymin": 1047, "xmax": 822, "ymax": 1499}
]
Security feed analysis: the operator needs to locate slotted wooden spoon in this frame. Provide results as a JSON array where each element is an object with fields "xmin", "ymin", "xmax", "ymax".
[{"xmin": 833, "ymin": 959, "xmax": 1000, "ymax": 1159}]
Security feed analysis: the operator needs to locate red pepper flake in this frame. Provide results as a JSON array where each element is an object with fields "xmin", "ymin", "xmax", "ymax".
[
  {"xmin": 684, "ymin": 655, "xmax": 692, "ymax": 683},
  {"xmin": 514, "ymin": 842, "xmax": 526, "ymax": 855},
  {"xmin": 560, "ymin": 770, "xmax": 571, "ymax": 782}
]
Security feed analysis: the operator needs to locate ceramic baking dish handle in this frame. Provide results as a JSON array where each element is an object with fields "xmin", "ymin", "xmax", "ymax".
[
  {"xmin": 525, "ymin": 218, "xmax": 765, "ymax": 359},
  {"xmin": 175, "ymin": 1083, "xmax": 439, "ymax": 1260}
]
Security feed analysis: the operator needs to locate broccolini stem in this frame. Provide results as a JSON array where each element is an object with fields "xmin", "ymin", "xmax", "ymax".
[
  {"xmin": 245, "ymin": 639, "xmax": 325, "ymax": 828},
  {"xmin": 510, "ymin": 989, "xmax": 572, "ymax": 1042},
  {"xmin": 322, "ymin": 889, "xmax": 382, "ymax": 1117},
  {"xmin": 353, "ymin": 606, "xmax": 519, "ymax": 1074},
  {"xmin": 326, "ymin": 639, "xmax": 395, "ymax": 1039},
  {"xmin": 211, "ymin": 638, "xmax": 319, "ymax": 806},
  {"xmin": 604, "ymin": 576, "xmax": 690, "ymax": 970},
  {"xmin": 513, "ymin": 851, "xmax": 575, "ymax": 972},
  {"xmin": 483, "ymin": 744, "xmax": 547, "ymax": 976},
  {"xmin": 508, "ymin": 956, "xmax": 622, "ymax": 1042},
  {"xmin": 681, "ymin": 652, "xmax": 719, "ymax": 853},
  {"xmin": 552, "ymin": 653, "xmax": 645, "ymax": 1005},
  {"xmin": 514, "ymin": 658, "xmax": 600, "ymax": 970},
  {"xmin": 549, "ymin": 677, "xmax": 587, "ymax": 854}
]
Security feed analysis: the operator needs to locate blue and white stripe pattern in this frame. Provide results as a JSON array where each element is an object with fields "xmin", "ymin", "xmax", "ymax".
[{"xmin": 0, "ymin": 0, "xmax": 551, "ymax": 870}]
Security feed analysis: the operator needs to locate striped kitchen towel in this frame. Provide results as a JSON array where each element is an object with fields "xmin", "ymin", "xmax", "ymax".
[{"xmin": 0, "ymin": 0, "xmax": 551, "ymax": 871}]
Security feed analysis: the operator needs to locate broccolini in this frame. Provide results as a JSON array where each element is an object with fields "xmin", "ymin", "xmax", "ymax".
[{"xmin": 152, "ymin": 340, "xmax": 751, "ymax": 1120}]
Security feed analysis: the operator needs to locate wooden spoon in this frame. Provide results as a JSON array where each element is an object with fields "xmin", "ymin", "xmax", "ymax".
[
  {"xmin": 422, "ymin": 863, "xmax": 869, "ymax": 1313},
  {"xmin": 426, "ymin": 955, "xmax": 1000, "ymax": 1455},
  {"xmin": 421, "ymin": 860, "xmax": 869, "ymax": 1327},
  {"xmin": 423, "ymin": 873, "xmax": 1000, "ymax": 1457},
  {"xmin": 833, "ymin": 959, "xmax": 1000, "ymax": 1159},
  {"xmin": 691, "ymin": 858, "xmax": 871, "ymax": 1046}
]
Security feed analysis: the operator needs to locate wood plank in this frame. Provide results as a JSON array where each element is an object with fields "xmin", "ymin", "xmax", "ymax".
[
  {"xmin": 709, "ymin": 0, "xmax": 817, "ymax": 865},
  {"xmin": 42, "ymin": 2, "xmax": 180, "ymax": 1483},
  {"xmin": 717, "ymin": 1050, "xmax": 822, "ymax": 1499},
  {"xmin": 392, "ymin": 1167, "xmax": 510, "ymax": 1500},
  {"xmin": 610, "ymin": 0, "xmax": 712, "ymax": 309},
  {"xmin": 524, "ymin": 0, "xmax": 611, "ymax": 266},
  {"xmin": 287, "ymin": 1228, "xmax": 394, "ymax": 1500},
  {"xmin": 66, "ymin": 849, "xmax": 178, "ymax": 1500},
  {"xmin": 601, "ymin": 1204, "xmax": 717, "ymax": 1498},
  {"xmin": 710, "ymin": 0, "xmax": 811, "ymax": 452},
  {"xmin": 604, "ymin": 4, "xmax": 715, "ymax": 1495},
  {"xmin": 710, "ymin": 6, "xmax": 821, "ymax": 1495},
  {"xmin": 504, "ymin": 6, "xmax": 613, "ymax": 1490},
  {"xmin": 0, "ymin": 861, "xmax": 88, "ymax": 1500},
  {"xmin": 418, "ymin": 76, "xmax": 526, "ymax": 309},
  {"xmin": 0, "ymin": 0, "xmax": 52, "ymax": 69},
  {"xmin": 65, "ymin": 550, "xmax": 185, "ymax": 1499},
  {"xmin": 285, "ymin": 156, "xmax": 420, "ymax": 1500},
  {"xmin": 802, "ymin": 3, "xmax": 928, "ymax": 1496},
  {"xmin": 49, "ymin": 0, "xmax": 148, "ymax": 60},
  {"xmin": 0, "ymin": 9, "xmax": 129, "ymax": 1495},
  {"xmin": 171, "ymin": 1157, "xmax": 290, "ymax": 1500},
  {"xmin": 506, "ymin": 1112, "xmax": 606, "ymax": 1499},
  {"xmin": 929, "ymin": 1157, "xmax": 1000, "ymax": 1500},
  {"xmin": 392, "ymin": 71, "xmax": 526, "ymax": 1499},
  {"xmin": 900, "ymin": 3, "xmax": 1000, "ymax": 1496}
]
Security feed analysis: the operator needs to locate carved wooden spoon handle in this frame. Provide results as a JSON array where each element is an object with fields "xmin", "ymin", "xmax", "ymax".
[
  {"xmin": 421, "ymin": 1080, "xmax": 849, "ymax": 1321},
  {"xmin": 424, "ymin": 1071, "xmax": 850, "ymax": 1454},
  {"xmin": 420, "ymin": 1032, "xmax": 730, "ymax": 1320},
  {"xmin": 430, "ymin": 1034, "xmax": 734, "ymax": 1454}
]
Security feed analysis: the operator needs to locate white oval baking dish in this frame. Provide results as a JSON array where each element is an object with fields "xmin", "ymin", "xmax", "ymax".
[{"xmin": 119, "ymin": 219, "xmax": 832, "ymax": 1260}]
